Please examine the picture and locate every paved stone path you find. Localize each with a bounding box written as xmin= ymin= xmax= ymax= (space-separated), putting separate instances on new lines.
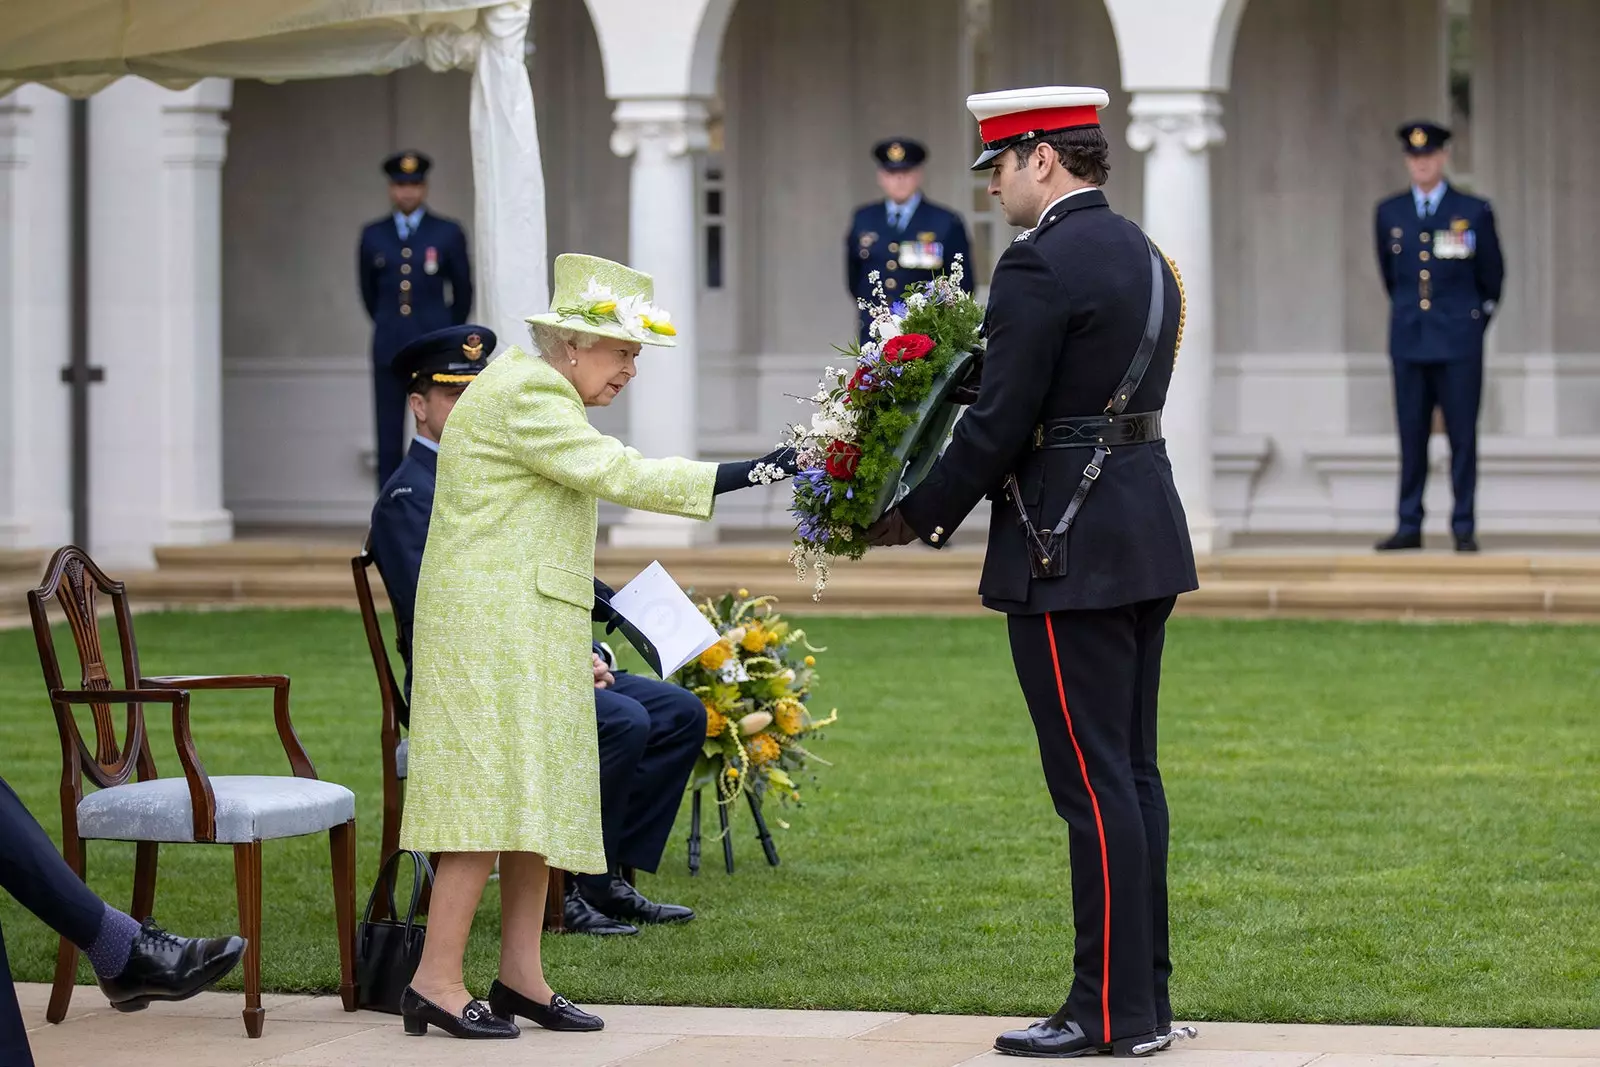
xmin=18 ymin=983 xmax=1600 ymax=1066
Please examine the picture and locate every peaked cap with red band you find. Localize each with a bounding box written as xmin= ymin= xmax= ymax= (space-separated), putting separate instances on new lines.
xmin=966 ymin=86 xmax=1111 ymax=170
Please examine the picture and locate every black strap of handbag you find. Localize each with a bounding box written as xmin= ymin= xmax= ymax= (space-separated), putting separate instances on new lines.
xmin=363 ymin=848 xmax=434 ymax=933
xmin=1004 ymin=236 xmax=1167 ymax=557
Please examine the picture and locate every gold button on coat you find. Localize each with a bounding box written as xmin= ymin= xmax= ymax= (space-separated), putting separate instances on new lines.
xmin=1420 ymin=251 xmax=1430 ymax=261
xmin=401 ymin=247 xmax=412 ymax=258
xmin=400 ymin=280 xmax=411 ymax=292
xmin=1420 ymin=299 xmax=1431 ymax=310
xmin=886 ymin=260 xmax=898 ymax=271
xmin=1419 ymin=269 xmax=1430 ymax=280
xmin=1420 ymin=232 xmax=1430 ymax=242
xmin=400 ymin=305 xmax=412 ymax=316
xmin=885 ymin=279 xmax=898 ymax=290
xmin=888 ymin=242 xmax=899 ymax=253
xmin=401 ymin=264 xmax=411 ymax=275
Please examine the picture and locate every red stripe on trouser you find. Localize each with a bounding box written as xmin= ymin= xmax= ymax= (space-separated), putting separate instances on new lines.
xmin=1043 ymin=611 xmax=1112 ymax=1042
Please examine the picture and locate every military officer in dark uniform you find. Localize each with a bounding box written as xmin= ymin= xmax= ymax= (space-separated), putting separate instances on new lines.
xmin=1374 ymin=120 xmax=1504 ymax=553
xmin=868 ymin=87 xmax=1197 ymax=1059
xmin=846 ymin=138 xmax=973 ymax=344
xmin=369 ymin=324 xmax=704 ymax=937
xmin=359 ymin=150 xmax=474 ymax=490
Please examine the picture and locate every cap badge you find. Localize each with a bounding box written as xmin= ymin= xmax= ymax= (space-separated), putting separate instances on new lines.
xmin=463 ymin=333 xmax=484 ymax=361
xmin=887 ymin=142 xmax=906 ymax=163
xmin=1409 ymin=127 xmax=1428 ymax=149
xmin=400 ymin=153 xmax=419 ymax=174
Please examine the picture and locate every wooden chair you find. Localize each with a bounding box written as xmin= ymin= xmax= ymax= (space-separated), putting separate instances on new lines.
xmin=27 ymin=547 xmax=357 ymax=1039
xmin=352 ymin=538 xmax=567 ymax=931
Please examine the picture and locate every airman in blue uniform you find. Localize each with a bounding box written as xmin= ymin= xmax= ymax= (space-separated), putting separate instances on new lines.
xmin=368 ymin=323 xmax=703 ymax=937
xmin=846 ymin=138 xmax=973 ymax=344
xmin=359 ymin=150 xmax=474 ymax=490
xmin=1374 ymin=121 xmax=1504 ymax=552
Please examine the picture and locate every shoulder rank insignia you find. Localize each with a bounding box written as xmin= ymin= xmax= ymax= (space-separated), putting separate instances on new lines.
xmin=1013 ymin=229 xmax=1034 ymax=243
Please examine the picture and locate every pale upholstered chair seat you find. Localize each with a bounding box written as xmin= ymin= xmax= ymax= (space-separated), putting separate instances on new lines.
xmin=396 ymin=738 xmax=408 ymax=780
xmin=77 ymin=775 xmax=356 ymax=844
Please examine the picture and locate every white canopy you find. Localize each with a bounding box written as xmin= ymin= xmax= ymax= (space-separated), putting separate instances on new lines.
xmin=0 ymin=0 xmax=547 ymax=348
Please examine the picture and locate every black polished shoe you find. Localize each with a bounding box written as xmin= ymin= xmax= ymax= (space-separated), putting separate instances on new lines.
xmin=995 ymin=1011 xmax=1167 ymax=1058
xmin=561 ymin=886 xmax=639 ymax=936
xmin=488 ymin=979 xmax=604 ymax=1032
xmin=97 ymin=919 xmax=246 ymax=1013
xmin=1376 ymin=530 xmax=1423 ymax=551
xmin=400 ymin=987 xmax=519 ymax=1039
xmin=577 ymin=875 xmax=694 ymax=925
xmin=1454 ymin=535 xmax=1479 ymax=552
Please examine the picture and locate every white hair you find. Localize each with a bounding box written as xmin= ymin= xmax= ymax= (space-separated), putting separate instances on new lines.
xmin=529 ymin=322 xmax=606 ymax=359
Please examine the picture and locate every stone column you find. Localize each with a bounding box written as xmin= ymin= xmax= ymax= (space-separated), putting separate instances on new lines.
xmin=1127 ymin=90 xmax=1226 ymax=555
xmin=88 ymin=78 xmax=233 ymax=570
xmin=607 ymin=97 xmax=711 ymax=548
xmin=0 ymin=87 xmax=73 ymax=551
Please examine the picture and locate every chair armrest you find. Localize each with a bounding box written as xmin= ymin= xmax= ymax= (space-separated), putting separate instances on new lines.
xmin=140 ymin=675 xmax=317 ymax=780
xmin=52 ymin=687 xmax=220 ymax=843
xmin=142 ymin=674 xmax=289 ymax=691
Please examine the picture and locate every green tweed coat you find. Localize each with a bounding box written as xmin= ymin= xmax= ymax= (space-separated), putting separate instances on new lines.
xmin=399 ymin=346 xmax=717 ymax=871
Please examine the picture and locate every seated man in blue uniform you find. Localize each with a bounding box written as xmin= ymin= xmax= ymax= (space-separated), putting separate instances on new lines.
xmin=368 ymin=324 xmax=704 ymax=937
xmin=0 ymin=773 xmax=245 ymax=1066
xmin=846 ymin=138 xmax=973 ymax=345
xmin=1374 ymin=120 xmax=1503 ymax=553
xmin=359 ymin=150 xmax=474 ymax=491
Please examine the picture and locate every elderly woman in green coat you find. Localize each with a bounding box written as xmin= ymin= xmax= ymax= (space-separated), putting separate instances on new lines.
xmin=397 ymin=254 xmax=793 ymax=1040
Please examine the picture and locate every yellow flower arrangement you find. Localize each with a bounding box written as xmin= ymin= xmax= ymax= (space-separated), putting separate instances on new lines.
xmin=676 ymin=589 xmax=837 ymax=818
xmin=704 ymin=706 xmax=727 ymax=738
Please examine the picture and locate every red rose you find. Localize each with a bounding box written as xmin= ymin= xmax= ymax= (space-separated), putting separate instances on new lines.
xmin=845 ymin=366 xmax=875 ymax=402
xmin=824 ymin=440 xmax=862 ymax=480
xmin=883 ymin=333 xmax=935 ymax=363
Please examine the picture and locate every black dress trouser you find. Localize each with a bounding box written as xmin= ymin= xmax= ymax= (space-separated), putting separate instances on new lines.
xmin=1007 ymin=596 xmax=1176 ymax=1045
xmin=0 ymin=775 xmax=107 ymax=1067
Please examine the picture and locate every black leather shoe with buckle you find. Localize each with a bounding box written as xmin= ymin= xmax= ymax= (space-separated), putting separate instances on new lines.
xmin=97 ymin=918 xmax=246 ymax=1013
xmin=578 ymin=875 xmax=694 ymax=925
xmin=994 ymin=1010 xmax=1168 ymax=1058
xmin=562 ymin=886 xmax=639 ymax=936
xmin=400 ymin=987 xmax=519 ymax=1039
xmin=488 ymin=980 xmax=604 ymax=1032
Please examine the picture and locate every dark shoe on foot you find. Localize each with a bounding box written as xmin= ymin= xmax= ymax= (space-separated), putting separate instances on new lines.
xmin=578 ymin=875 xmax=694 ymax=925
xmin=995 ymin=1011 xmax=1167 ymax=1058
xmin=488 ymin=979 xmax=604 ymax=1032
xmin=97 ymin=919 xmax=246 ymax=1013
xmin=1376 ymin=530 xmax=1423 ymax=551
xmin=399 ymin=987 xmax=519 ymax=1039
xmin=1454 ymin=535 xmax=1479 ymax=552
xmin=561 ymin=886 xmax=639 ymax=936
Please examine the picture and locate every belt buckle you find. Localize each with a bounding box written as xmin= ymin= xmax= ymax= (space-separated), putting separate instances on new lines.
xmin=1083 ymin=462 xmax=1102 ymax=481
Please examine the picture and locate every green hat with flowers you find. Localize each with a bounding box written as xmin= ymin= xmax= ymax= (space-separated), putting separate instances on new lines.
xmin=525 ymin=253 xmax=679 ymax=348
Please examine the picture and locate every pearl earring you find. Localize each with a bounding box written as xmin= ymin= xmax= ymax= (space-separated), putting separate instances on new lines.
xmin=569 ymin=357 xmax=578 ymax=366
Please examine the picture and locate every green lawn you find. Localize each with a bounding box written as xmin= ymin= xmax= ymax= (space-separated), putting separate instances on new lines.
xmin=1 ymin=609 xmax=1597 ymax=1027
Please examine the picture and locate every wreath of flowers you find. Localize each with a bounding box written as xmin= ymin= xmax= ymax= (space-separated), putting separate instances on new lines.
xmin=782 ymin=256 xmax=983 ymax=597
xmin=553 ymin=278 xmax=678 ymax=341
xmin=677 ymin=590 xmax=835 ymax=819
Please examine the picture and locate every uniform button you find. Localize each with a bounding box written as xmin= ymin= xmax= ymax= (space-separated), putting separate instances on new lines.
xmin=885 ymin=279 xmax=898 ymax=290
xmin=401 ymin=264 xmax=411 ymax=275
xmin=859 ymin=249 xmax=869 ymax=259
xmin=400 ymin=280 xmax=412 ymax=292
xmin=888 ymin=243 xmax=899 ymax=253
xmin=1471 ymin=308 xmax=1481 ymax=319
xmin=400 ymin=305 xmax=412 ymax=316
xmin=401 ymin=247 xmax=412 ymax=259
xmin=886 ymin=260 xmax=898 ymax=271
xmin=1391 ymin=244 xmax=1402 ymax=253
xmin=1419 ymin=269 xmax=1430 ymax=280
xmin=1420 ymin=251 xmax=1430 ymax=261
xmin=929 ymin=532 xmax=940 ymax=543
xmin=934 ymin=526 xmax=945 ymax=535
xmin=1420 ymin=232 xmax=1430 ymax=242
xmin=1420 ymin=299 xmax=1431 ymax=310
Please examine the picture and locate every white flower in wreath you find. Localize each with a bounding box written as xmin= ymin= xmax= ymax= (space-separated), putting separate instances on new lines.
xmin=906 ymin=292 xmax=928 ymax=310
xmin=719 ymin=659 xmax=749 ymax=684
xmin=870 ymin=315 xmax=905 ymax=342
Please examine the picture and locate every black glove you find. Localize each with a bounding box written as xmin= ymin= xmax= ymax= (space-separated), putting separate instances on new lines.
xmin=714 ymin=447 xmax=798 ymax=495
xmin=865 ymin=509 xmax=919 ymax=547
xmin=947 ymin=354 xmax=983 ymax=407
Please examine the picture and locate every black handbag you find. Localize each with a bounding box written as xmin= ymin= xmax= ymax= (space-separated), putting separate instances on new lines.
xmin=355 ymin=849 xmax=433 ymax=1014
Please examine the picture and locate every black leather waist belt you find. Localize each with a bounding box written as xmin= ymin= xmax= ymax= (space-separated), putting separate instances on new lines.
xmin=1033 ymin=411 xmax=1162 ymax=450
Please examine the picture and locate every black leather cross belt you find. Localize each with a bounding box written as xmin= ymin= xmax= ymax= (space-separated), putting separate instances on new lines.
xmin=1033 ymin=411 xmax=1162 ymax=450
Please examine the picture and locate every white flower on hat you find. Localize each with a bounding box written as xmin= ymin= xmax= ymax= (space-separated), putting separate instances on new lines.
xmin=639 ymin=303 xmax=677 ymax=338
xmin=612 ymin=294 xmax=648 ymax=339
